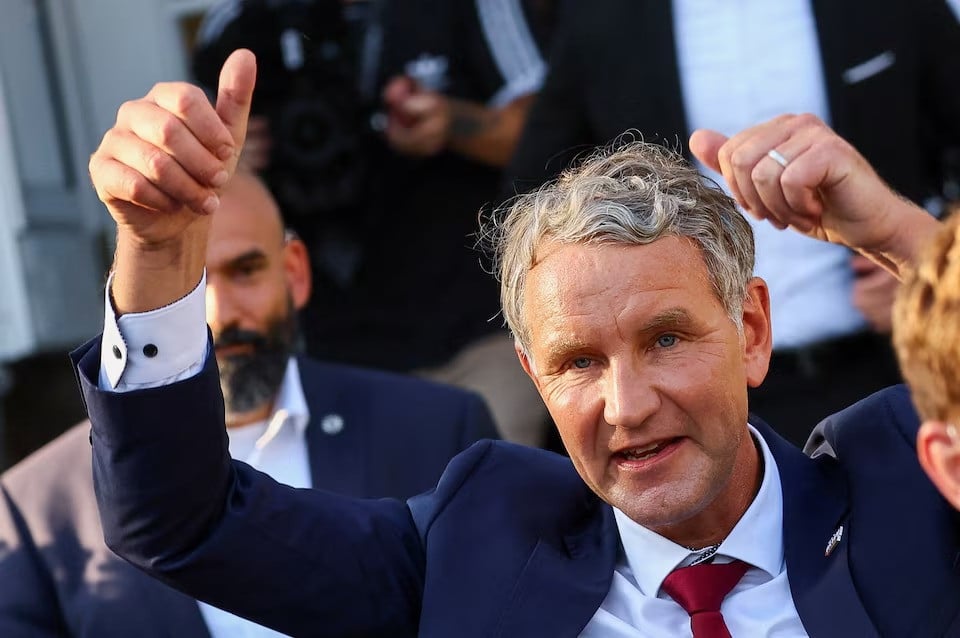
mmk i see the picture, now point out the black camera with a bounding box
[192,0,374,220]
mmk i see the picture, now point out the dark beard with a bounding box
[215,303,298,417]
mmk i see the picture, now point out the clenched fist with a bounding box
[688,113,940,279]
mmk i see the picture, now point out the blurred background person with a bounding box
[191,0,560,447]
[505,0,960,446]
[0,171,497,637]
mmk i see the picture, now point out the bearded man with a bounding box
[0,170,497,637]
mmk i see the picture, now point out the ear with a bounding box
[515,342,541,389]
[282,237,312,311]
[917,420,960,510]
[741,277,773,388]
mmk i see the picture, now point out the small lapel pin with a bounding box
[825,525,844,557]
[321,414,345,436]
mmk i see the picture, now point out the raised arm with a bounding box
[383,79,536,167]
[89,49,253,314]
[689,113,943,279]
[81,50,427,636]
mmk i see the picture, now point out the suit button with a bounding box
[112,345,122,359]
[143,343,158,358]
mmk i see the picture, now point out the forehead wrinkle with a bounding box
[531,249,680,356]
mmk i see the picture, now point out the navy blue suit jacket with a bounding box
[74,338,960,637]
[0,352,497,637]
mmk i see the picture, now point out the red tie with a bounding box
[660,559,750,638]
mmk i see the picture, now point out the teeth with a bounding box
[622,442,665,460]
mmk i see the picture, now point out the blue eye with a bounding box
[657,335,678,348]
[572,357,592,369]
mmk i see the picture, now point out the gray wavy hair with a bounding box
[489,140,756,353]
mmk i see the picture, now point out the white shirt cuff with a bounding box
[98,272,209,392]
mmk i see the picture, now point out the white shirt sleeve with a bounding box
[948,0,960,22]
[98,272,209,392]
[476,0,547,107]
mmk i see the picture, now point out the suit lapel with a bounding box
[759,422,879,637]
[642,0,688,152]
[490,423,882,637]
[810,0,852,133]
[493,499,618,638]
[590,0,686,149]
[299,359,369,496]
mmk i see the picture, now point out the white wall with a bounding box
[0,0,217,360]
[68,0,213,141]
[0,72,34,360]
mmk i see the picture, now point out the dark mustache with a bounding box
[214,327,268,351]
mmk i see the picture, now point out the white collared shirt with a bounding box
[99,275,310,638]
[673,0,866,349]
[581,426,808,637]
[197,357,312,638]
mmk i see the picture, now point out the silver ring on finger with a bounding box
[767,149,790,169]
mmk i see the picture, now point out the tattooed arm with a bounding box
[383,76,535,167]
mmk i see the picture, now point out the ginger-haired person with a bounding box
[893,214,960,509]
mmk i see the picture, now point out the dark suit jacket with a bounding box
[507,0,960,204]
[0,355,497,637]
[72,337,960,637]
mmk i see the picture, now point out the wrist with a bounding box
[872,197,942,277]
[111,221,209,315]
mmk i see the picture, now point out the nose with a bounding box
[602,358,660,429]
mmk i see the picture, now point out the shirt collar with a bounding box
[271,357,311,436]
[613,424,784,597]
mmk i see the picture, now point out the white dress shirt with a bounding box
[673,0,866,349]
[478,0,548,107]
[99,274,208,391]
[581,426,808,637]
[99,275,312,638]
[196,356,312,638]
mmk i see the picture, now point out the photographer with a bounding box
[193,0,557,446]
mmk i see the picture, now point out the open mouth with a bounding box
[614,437,683,465]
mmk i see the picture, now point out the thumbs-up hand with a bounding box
[88,50,256,313]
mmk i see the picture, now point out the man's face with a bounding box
[214,298,297,417]
[206,175,310,420]
[519,237,771,539]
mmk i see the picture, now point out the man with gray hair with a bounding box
[495,139,757,351]
[505,0,960,447]
[76,52,959,637]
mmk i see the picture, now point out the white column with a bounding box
[0,67,35,361]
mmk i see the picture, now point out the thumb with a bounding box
[689,129,728,173]
[216,49,257,155]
